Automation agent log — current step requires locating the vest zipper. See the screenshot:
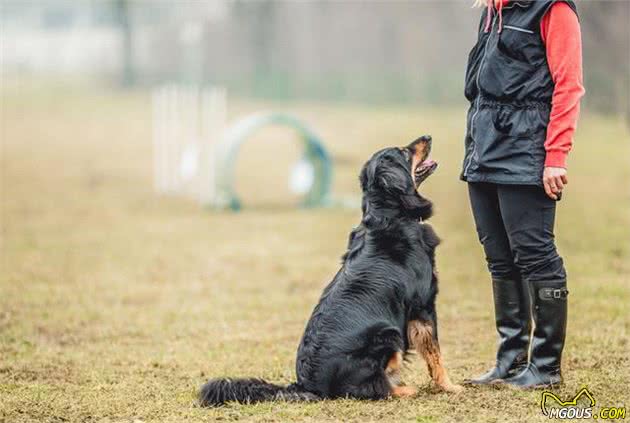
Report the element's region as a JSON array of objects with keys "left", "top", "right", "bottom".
[{"left": 464, "top": 13, "right": 497, "bottom": 178}]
